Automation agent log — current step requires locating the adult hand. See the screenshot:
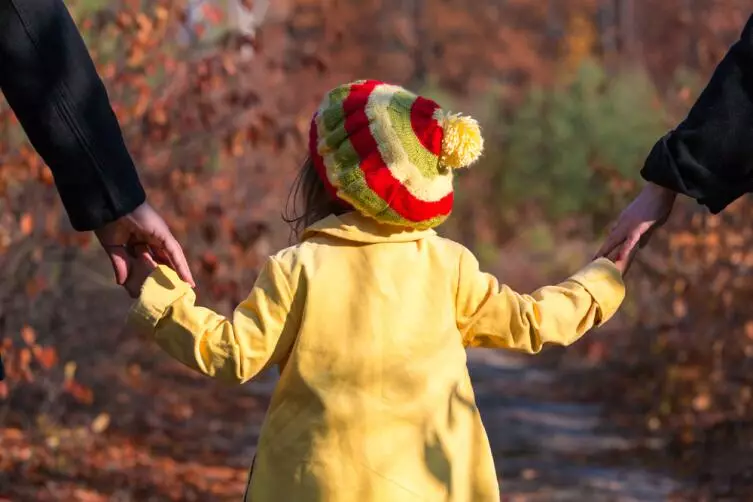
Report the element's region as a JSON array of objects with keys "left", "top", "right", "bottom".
[
  {"left": 605, "top": 238, "right": 639, "bottom": 276},
  {"left": 595, "top": 182, "right": 677, "bottom": 261},
  {"left": 94, "top": 202, "right": 195, "bottom": 296}
]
